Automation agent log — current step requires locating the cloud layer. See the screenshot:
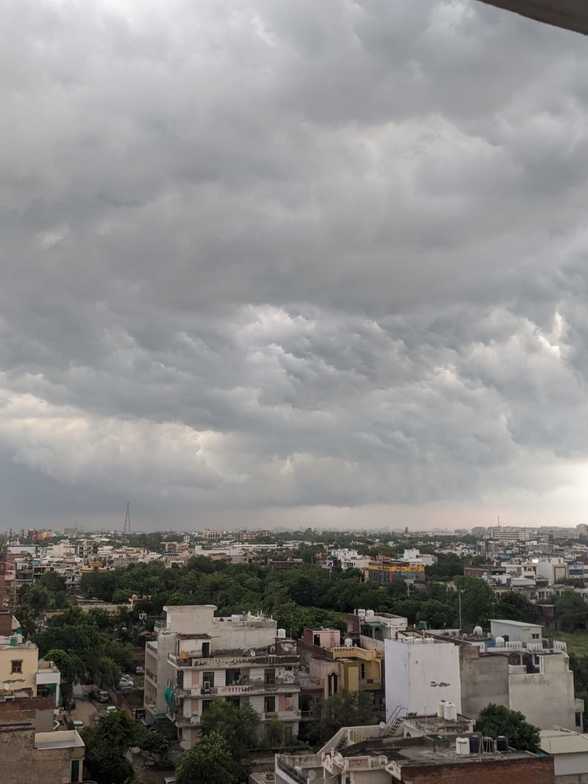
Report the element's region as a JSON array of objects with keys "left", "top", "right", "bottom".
[{"left": 2, "top": 0, "right": 588, "bottom": 529}]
